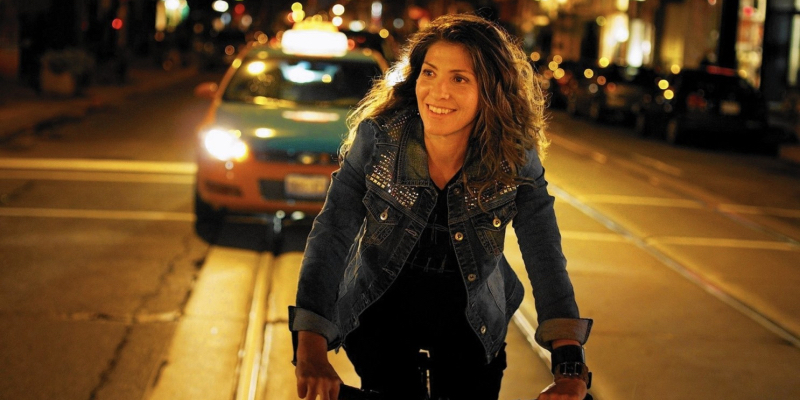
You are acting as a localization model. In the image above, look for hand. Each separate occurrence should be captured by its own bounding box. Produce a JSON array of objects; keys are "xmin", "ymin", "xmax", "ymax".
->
[
  {"xmin": 295, "ymin": 358, "xmax": 342, "ymax": 400},
  {"xmin": 296, "ymin": 331, "xmax": 342, "ymax": 400},
  {"xmin": 537, "ymin": 377, "xmax": 588, "ymax": 400}
]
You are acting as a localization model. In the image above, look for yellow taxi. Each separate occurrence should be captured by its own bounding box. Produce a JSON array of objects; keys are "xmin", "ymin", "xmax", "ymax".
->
[{"xmin": 193, "ymin": 22, "xmax": 388, "ymax": 225}]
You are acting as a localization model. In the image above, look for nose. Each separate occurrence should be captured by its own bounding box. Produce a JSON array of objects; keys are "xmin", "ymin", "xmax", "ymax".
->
[{"xmin": 430, "ymin": 77, "xmax": 450, "ymax": 99}]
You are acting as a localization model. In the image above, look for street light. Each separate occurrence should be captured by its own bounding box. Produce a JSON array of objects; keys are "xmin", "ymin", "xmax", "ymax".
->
[{"xmin": 212, "ymin": 0, "xmax": 229, "ymax": 13}]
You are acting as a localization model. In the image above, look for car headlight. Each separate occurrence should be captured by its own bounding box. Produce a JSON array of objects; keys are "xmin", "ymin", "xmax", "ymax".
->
[{"xmin": 203, "ymin": 129, "xmax": 248, "ymax": 161}]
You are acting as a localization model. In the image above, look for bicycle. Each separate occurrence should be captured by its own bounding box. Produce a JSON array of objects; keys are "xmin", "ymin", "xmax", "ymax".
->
[{"xmin": 336, "ymin": 350, "xmax": 593, "ymax": 400}]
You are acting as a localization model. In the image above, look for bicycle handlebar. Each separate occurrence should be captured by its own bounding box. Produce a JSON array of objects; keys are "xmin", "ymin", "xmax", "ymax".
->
[
  {"xmin": 338, "ymin": 383, "xmax": 382, "ymax": 400},
  {"xmin": 338, "ymin": 383, "xmax": 594, "ymax": 400}
]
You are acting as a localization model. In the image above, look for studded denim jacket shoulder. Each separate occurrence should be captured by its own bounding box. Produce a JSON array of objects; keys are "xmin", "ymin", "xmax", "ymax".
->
[{"xmin": 289, "ymin": 112, "xmax": 591, "ymax": 362}]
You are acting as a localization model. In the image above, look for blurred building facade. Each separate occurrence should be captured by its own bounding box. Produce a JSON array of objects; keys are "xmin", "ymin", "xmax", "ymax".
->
[{"xmin": 497, "ymin": 0, "xmax": 797, "ymax": 102}]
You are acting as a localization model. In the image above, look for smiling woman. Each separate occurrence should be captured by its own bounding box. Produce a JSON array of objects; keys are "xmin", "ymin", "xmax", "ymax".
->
[{"xmin": 290, "ymin": 13, "xmax": 592, "ymax": 400}]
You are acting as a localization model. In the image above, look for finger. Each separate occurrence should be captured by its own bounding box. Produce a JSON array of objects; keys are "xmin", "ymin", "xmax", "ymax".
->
[
  {"xmin": 331, "ymin": 384, "xmax": 340, "ymax": 400},
  {"xmin": 305, "ymin": 387, "xmax": 318, "ymax": 400},
  {"xmin": 297, "ymin": 381, "xmax": 307, "ymax": 398}
]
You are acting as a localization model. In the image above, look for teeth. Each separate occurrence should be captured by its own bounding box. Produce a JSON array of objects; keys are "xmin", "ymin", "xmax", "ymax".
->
[{"xmin": 428, "ymin": 105, "xmax": 453, "ymax": 115}]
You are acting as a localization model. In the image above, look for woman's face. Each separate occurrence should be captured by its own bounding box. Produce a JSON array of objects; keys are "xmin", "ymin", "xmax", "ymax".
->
[{"xmin": 415, "ymin": 41, "xmax": 480, "ymax": 142}]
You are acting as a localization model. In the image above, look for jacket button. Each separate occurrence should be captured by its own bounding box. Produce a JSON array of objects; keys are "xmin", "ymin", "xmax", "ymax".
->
[
  {"xmin": 380, "ymin": 209, "xmax": 388, "ymax": 221},
  {"xmin": 492, "ymin": 217, "xmax": 502, "ymax": 228},
  {"xmin": 480, "ymin": 325, "xmax": 487, "ymax": 334},
  {"xmin": 453, "ymin": 187, "xmax": 462, "ymax": 195},
  {"xmin": 468, "ymin": 273, "xmax": 477, "ymax": 282},
  {"xmin": 454, "ymin": 232, "xmax": 464, "ymax": 241}
]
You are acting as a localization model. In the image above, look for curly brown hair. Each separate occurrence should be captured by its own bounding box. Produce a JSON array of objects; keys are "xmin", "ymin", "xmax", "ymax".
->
[{"xmin": 343, "ymin": 13, "xmax": 549, "ymax": 190}]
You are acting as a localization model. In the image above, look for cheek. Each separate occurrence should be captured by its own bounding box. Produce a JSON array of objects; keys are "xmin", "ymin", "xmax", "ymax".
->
[
  {"xmin": 466, "ymin": 91, "xmax": 481, "ymax": 115},
  {"xmin": 415, "ymin": 81, "xmax": 427, "ymax": 99}
]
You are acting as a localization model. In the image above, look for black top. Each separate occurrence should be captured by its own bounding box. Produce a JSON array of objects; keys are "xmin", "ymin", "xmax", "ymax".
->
[{"xmin": 405, "ymin": 173, "xmax": 461, "ymax": 276}]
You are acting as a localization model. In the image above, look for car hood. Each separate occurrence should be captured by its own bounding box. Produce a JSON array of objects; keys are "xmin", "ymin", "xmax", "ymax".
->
[{"xmin": 211, "ymin": 102, "xmax": 348, "ymax": 153}]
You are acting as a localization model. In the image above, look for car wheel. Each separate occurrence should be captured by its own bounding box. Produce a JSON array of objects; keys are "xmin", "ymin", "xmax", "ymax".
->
[
  {"xmin": 589, "ymin": 100, "xmax": 603, "ymax": 122},
  {"xmin": 194, "ymin": 190, "xmax": 225, "ymax": 242},
  {"xmin": 566, "ymin": 97, "xmax": 578, "ymax": 116},
  {"xmin": 634, "ymin": 113, "xmax": 649, "ymax": 137},
  {"xmin": 665, "ymin": 118, "xmax": 685, "ymax": 145}
]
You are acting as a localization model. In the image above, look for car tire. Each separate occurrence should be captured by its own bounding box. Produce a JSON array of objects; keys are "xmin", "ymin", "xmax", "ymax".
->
[
  {"xmin": 665, "ymin": 118, "xmax": 685, "ymax": 145},
  {"xmin": 194, "ymin": 190, "xmax": 225, "ymax": 242},
  {"xmin": 589, "ymin": 100, "xmax": 603, "ymax": 122},
  {"xmin": 567, "ymin": 97, "xmax": 578, "ymax": 116},
  {"xmin": 634, "ymin": 113, "xmax": 649, "ymax": 137}
]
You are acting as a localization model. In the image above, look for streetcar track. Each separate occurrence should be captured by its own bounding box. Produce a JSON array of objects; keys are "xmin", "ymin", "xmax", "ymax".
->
[
  {"xmin": 547, "ymin": 132, "xmax": 800, "ymax": 347},
  {"xmin": 550, "ymin": 183, "xmax": 800, "ymax": 348}
]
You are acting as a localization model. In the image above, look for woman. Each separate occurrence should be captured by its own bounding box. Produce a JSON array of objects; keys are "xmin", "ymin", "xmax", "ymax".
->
[{"xmin": 289, "ymin": 13, "xmax": 592, "ymax": 400}]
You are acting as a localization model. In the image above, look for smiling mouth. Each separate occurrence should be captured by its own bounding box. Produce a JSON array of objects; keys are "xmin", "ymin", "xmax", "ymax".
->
[{"xmin": 427, "ymin": 104, "xmax": 454, "ymax": 115}]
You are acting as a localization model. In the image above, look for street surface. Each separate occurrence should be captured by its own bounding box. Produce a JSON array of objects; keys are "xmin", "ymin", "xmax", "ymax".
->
[{"xmin": 1, "ymin": 75, "xmax": 799, "ymax": 400}]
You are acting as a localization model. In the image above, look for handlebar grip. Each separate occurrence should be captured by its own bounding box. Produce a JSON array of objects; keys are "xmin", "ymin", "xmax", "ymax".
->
[{"xmin": 338, "ymin": 383, "xmax": 383, "ymax": 400}]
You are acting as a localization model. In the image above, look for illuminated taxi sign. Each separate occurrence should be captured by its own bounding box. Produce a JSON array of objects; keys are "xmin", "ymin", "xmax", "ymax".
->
[{"xmin": 281, "ymin": 21, "xmax": 348, "ymax": 57}]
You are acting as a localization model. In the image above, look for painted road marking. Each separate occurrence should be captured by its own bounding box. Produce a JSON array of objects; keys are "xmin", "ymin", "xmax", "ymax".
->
[
  {"xmin": 719, "ymin": 204, "xmax": 800, "ymax": 219},
  {"xmin": 549, "ymin": 135, "xmax": 608, "ymax": 164},
  {"xmin": 0, "ymin": 207, "xmax": 194, "ymax": 221},
  {"xmin": 648, "ymin": 236, "xmax": 798, "ymax": 251},
  {"xmin": 0, "ymin": 158, "xmax": 196, "ymax": 174},
  {"xmin": 572, "ymin": 194, "xmax": 800, "ymax": 220},
  {"xmin": 577, "ymin": 194, "xmax": 705, "ymax": 209},
  {"xmin": 630, "ymin": 153, "xmax": 683, "ymax": 176},
  {"xmin": 561, "ymin": 230, "xmax": 629, "ymax": 243},
  {"xmin": 0, "ymin": 170, "xmax": 194, "ymax": 184}
]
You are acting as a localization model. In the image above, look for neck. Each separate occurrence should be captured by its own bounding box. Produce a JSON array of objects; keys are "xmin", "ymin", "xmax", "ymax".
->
[{"xmin": 425, "ymin": 135, "xmax": 468, "ymax": 189}]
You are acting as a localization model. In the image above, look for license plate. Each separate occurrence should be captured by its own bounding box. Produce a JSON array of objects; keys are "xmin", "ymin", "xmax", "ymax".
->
[
  {"xmin": 720, "ymin": 100, "xmax": 741, "ymax": 116},
  {"xmin": 285, "ymin": 174, "xmax": 329, "ymax": 198}
]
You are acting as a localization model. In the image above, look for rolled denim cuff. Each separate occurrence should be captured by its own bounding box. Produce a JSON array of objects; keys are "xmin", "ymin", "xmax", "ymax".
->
[
  {"xmin": 534, "ymin": 317, "xmax": 593, "ymax": 351},
  {"xmin": 288, "ymin": 306, "xmax": 341, "ymax": 365}
]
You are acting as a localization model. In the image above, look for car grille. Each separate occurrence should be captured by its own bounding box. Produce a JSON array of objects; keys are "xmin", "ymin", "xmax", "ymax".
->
[
  {"xmin": 252, "ymin": 148, "xmax": 338, "ymax": 165},
  {"xmin": 259, "ymin": 180, "xmax": 287, "ymax": 201}
]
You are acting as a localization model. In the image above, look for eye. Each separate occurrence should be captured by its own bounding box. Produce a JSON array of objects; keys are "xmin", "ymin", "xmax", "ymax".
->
[
  {"xmin": 454, "ymin": 76, "xmax": 468, "ymax": 83},
  {"xmin": 421, "ymin": 69, "xmax": 434, "ymax": 77}
]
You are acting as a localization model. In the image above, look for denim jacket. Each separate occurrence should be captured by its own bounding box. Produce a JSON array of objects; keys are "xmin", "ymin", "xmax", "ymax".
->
[{"xmin": 289, "ymin": 111, "xmax": 592, "ymax": 363}]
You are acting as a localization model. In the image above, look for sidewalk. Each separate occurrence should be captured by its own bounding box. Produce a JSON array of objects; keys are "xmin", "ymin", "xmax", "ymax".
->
[{"xmin": 0, "ymin": 58, "xmax": 198, "ymax": 142}]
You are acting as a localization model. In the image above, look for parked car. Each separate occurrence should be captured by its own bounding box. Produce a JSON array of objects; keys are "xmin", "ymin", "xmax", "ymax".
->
[
  {"xmin": 340, "ymin": 29, "xmax": 398, "ymax": 63},
  {"xmin": 534, "ymin": 59, "xmax": 591, "ymax": 110},
  {"xmin": 567, "ymin": 64, "xmax": 660, "ymax": 123},
  {"xmin": 192, "ymin": 22, "xmax": 388, "ymax": 227},
  {"xmin": 634, "ymin": 66, "xmax": 778, "ymax": 150}
]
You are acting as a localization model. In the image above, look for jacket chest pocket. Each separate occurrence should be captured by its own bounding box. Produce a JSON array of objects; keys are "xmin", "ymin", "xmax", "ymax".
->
[
  {"xmin": 362, "ymin": 190, "xmax": 401, "ymax": 246},
  {"xmin": 472, "ymin": 201, "xmax": 517, "ymax": 255}
]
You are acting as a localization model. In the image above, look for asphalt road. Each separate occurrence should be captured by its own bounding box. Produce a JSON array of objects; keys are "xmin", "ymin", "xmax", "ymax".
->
[{"xmin": 1, "ymin": 76, "xmax": 799, "ymax": 400}]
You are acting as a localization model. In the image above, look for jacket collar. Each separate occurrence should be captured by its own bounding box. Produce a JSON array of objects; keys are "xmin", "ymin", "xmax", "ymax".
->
[
  {"xmin": 395, "ymin": 114, "xmax": 480, "ymax": 188},
  {"xmin": 396, "ymin": 116, "xmax": 432, "ymax": 187}
]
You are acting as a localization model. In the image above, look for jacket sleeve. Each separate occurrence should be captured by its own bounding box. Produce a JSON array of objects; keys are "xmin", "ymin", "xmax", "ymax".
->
[
  {"xmin": 512, "ymin": 148, "xmax": 592, "ymax": 351},
  {"xmin": 288, "ymin": 120, "xmax": 377, "ymax": 349}
]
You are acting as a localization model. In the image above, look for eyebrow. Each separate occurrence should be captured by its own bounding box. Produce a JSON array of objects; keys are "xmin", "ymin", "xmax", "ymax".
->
[{"xmin": 422, "ymin": 61, "xmax": 476, "ymax": 76}]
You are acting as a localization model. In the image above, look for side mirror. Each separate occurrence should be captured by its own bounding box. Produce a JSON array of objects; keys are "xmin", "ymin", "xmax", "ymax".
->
[{"xmin": 194, "ymin": 82, "xmax": 219, "ymax": 99}]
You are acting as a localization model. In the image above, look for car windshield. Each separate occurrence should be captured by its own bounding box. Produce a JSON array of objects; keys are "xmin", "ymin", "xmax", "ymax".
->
[{"xmin": 222, "ymin": 54, "xmax": 381, "ymax": 106}]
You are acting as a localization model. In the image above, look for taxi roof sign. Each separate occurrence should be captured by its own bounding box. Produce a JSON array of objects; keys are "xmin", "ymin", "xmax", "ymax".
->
[{"xmin": 281, "ymin": 20, "xmax": 348, "ymax": 57}]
